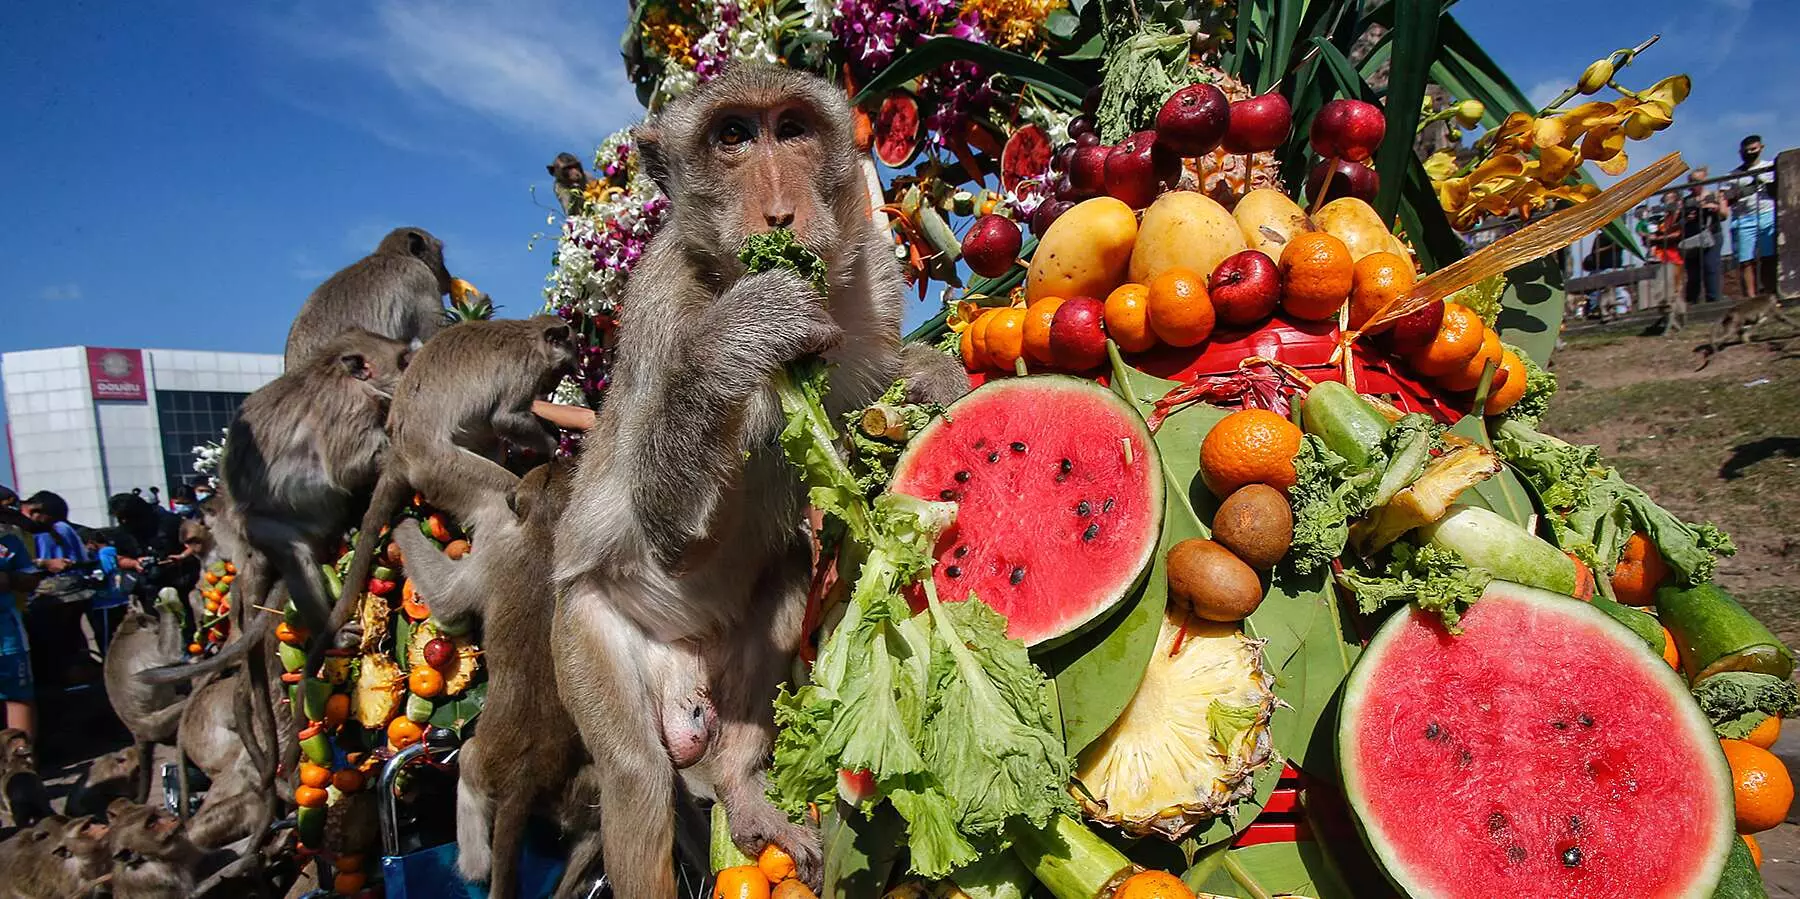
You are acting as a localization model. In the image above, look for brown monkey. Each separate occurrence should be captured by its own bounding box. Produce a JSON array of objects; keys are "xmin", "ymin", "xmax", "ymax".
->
[
  {"xmin": 64, "ymin": 746, "xmax": 141, "ymax": 820},
  {"xmin": 0, "ymin": 814, "xmax": 110, "ymax": 898},
  {"xmin": 107, "ymin": 800, "xmax": 204, "ymax": 899},
  {"xmin": 548, "ymin": 152, "xmax": 592, "ymax": 215},
  {"xmin": 550, "ymin": 64, "xmax": 968, "ymax": 897},
  {"xmin": 101, "ymin": 590, "xmax": 191, "ymax": 803},
  {"xmin": 1695, "ymin": 294, "xmax": 1800, "ymax": 368},
  {"xmin": 284, "ymin": 227, "xmax": 454, "ymax": 367},
  {"xmin": 0, "ymin": 729, "xmax": 52, "ymax": 829},
  {"xmin": 329, "ymin": 317, "xmax": 577, "ymax": 659},
  {"xmin": 137, "ymin": 329, "xmax": 411, "ymax": 688}
]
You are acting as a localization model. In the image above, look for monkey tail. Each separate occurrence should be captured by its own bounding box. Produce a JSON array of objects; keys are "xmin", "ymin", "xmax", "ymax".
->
[
  {"xmin": 486, "ymin": 798, "xmax": 531, "ymax": 899},
  {"xmin": 304, "ymin": 472, "xmax": 410, "ymax": 678},
  {"xmin": 135, "ymin": 615, "xmax": 271, "ymax": 686}
]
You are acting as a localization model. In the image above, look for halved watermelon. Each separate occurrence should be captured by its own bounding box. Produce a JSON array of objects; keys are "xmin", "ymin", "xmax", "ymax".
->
[
  {"xmin": 1001, "ymin": 123, "xmax": 1052, "ymax": 193},
  {"xmin": 873, "ymin": 93, "xmax": 921, "ymax": 168},
  {"xmin": 890, "ymin": 376, "xmax": 1162, "ymax": 647},
  {"xmin": 1340, "ymin": 580, "xmax": 1736, "ymax": 898}
]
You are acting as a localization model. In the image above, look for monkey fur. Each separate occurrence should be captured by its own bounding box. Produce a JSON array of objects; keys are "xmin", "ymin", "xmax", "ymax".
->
[
  {"xmin": 284, "ymin": 226, "xmax": 455, "ymax": 368},
  {"xmin": 106, "ymin": 800, "xmax": 204, "ymax": 899},
  {"xmin": 0, "ymin": 729, "xmax": 53, "ymax": 830},
  {"xmin": 1696, "ymin": 295, "xmax": 1800, "ymax": 368},
  {"xmin": 0, "ymin": 813, "xmax": 110, "ymax": 899},
  {"xmin": 99, "ymin": 593, "xmax": 190, "ymax": 804},
  {"xmin": 550, "ymin": 64, "xmax": 968, "ymax": 897},
  {"xmin": 328, "ymin": 316, "xmax": 577, "ymax": 669}
]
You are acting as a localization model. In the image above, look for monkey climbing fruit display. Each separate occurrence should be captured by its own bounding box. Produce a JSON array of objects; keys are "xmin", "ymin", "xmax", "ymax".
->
[
  {"xmin": 1340, "ymin": 581, "xmax": 1736, "ymax": 898},
  {"xmin": 888, "ymin": 376, "xmax": 1163, "ymax": 647}
]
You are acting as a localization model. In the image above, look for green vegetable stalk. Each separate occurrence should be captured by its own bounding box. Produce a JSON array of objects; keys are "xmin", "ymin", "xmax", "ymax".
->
[
  {"xmin": 1655, "ymin": 583, "xmax": 1795, "ymax": 684},
  {"xmin": 711, "ymin": 803, "xmax": 756, "ymax": 872},
  {"xmin": 1421, "ymin": 504, "xmax": 1579, "ymax": 596},
  {"xmin": 1006, "ymin": 815, "xmax": 1134, "ymax": 899}
]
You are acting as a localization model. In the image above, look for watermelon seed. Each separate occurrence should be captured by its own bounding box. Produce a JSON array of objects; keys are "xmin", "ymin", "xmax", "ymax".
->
[
  {"xmin": 1506, "ymin": 846, "xmax": 1526, "ymax": 864},
  {"xmin": 1060, "ymin": 458, "xmax": 1072, "ymax": 474},
  {"xmin": 1103, "ymin": 497, "xmax": 1115, "ymax": 512},
  {"xmin": 1577, "ymin": 713, "xmax": 1594, "ymax": 727},
  {"xmin": 1082, "ymin": 522, "xmax": 1100, "ymax": 542},
  {"xmin": 1550, "ymin": 719, "xmax": 1569, "ymax": 730},
  {"xmin": 1425, "ymin": 722, "xmax": 1443, "ymax": 741},
  {"xmin": 1487, "ymin": 812, "xmax": 1506, "ymax": 833},
  {"xmin": 1457, "ymin": 748, "xmax": 1473, "ymax": 767},
  {"xmin": 988, "ymin": 451, "xmax": 1000, "ymax": 463},
  {"xmin": 1010, "ymin": 441, "xmax": 1027, "ymax": 453},
  {"xmin": 1568, "ymin": 815, "xmax": 1582, "ymax": 833},
  {"xmin": 954, "ymin": 470, "xmax": 971, "ymax": 482},
  {"xmin": 1561, "ymin": 846, "xmax": 1582, "ymax": 868},
  {"xmin": 1010, "ymin": 567, "xmax": 1025, "ymax": 585},
  {"xmin": 954, "ymin": 546, "xmax": 969, "ymax": 558},
  {"xmin": 946, "ymin": 565, "xmax": 963, "ymax": 578},
  {"xmin": 939, "ymin": 489, "xmax": 958, "ymax": 500},
  {"xmin": 1077, "ymin": 501, "xmax": 1092, "ymax": 517}
]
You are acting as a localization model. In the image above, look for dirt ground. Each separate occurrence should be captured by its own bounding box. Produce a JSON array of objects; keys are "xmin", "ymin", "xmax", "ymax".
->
[{"xmin": 1546, "ymin": 317, "xmax": 1800, "ymax": 894}]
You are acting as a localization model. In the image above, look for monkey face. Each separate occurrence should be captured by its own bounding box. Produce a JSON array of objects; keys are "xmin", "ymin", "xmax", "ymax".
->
[{"xmin": 536, "ymin": 318, "xmax": 579, "ymax": 377}]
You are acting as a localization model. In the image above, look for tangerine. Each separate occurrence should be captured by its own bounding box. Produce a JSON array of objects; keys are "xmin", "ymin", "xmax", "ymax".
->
[
  {"xmin": 969, "ymin": 311, "xmax": 1000, "ymax": 372},
  {"xmin": 1408, "ymin": 302, "xmax": 1483, "ymax": 377},
  {"xmin": 336, "ymin": 853, "xmax": 365, "ymax": 874},
  {"xmin": 294, "ymin": 785, "xmax": 330, "ymax": 808},
  {"xmin": 1114, "ymin": 870, "xmax": 1196, "ymax": 899},
  {"xmin": 1747, "ymin": 716, "xmax": 1782, "ymax": 750},
  {"xmin": 1610, "ymin": 532, "xmax": 1670, "ymax": 606},
  {"xmin": 1199, "ymin": 409, "xmax": 1302, "ymax": 497},
  {"xmin": 1483, "ymin": 351, "xmax": 1528, "ymax": 415},
  {"xmin": 1348, "ymin": 251, "xmax": 1416, "ymax": 329},
  {"xmin": 1440, "ymin": 327, "xmax": 1503, "ymax": 392},
  {"xmin": 1145, "ymin": 267, "xmax": 1215, "ymax": 348},
  {"xmin": 409, "ymin": 666, "xmax": 445, "ymax": 699},
  {"xmin": 324, "ymin": 693, "xmax": 351, "ymax": 729},
  {"xmin": 1279, "ymin": 232, "xmax": 1354, "ymax": 321},
  {"xmin": 1103, "ymin": 283, "xmax": 1157, "ymax": 353},
  {"xmin": 333, "ymin": 767, "xmax": 367, "ymax": 793},
  {"xmin": 1721, "ymin": 739, "xmax": 1794, "ymax": 833},
  {"xmin": 188, "ymin": 642, "xmax": 203, "ymax": 655},
  {"xmin": 1660, "ymin": 625, "xmax": 1681, "ymax": 669},
  {"xmin": 299, "ymin": 763, "xmax": 332, "ymax": 789},
  {"xmin": 757, "ymin": 843, "xmax": 798, "ymax": 884},
  {"xmin": 984, "ymin": 307, "xmax": 1029, "ymax": 372},
  {"xmin": 387, "ymin": 716, "xmax": 425, "ymax": 751},
  {"xmin": 1022, "ymin": 297, "xmax": 1065, "ymax": 365},
  {"xmin": 333, "ymin": 872, "xmax": 367, "ymax": 895},
  {"xmin": 1745, "ymin": 834, "xmax": 1763, "ymax": 868},
  {"xmin": 713, "ymin": 865, "xmax": 772, "ymax": 899}
]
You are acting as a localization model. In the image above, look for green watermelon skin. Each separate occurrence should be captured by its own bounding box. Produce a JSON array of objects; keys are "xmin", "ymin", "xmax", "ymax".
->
[{"xmin": 1339, "ymin": 580, "xmax": 1736, "ymax": 899}]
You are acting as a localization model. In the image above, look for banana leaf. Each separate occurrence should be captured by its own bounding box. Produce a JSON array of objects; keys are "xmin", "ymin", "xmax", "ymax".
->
[
  {"xmin": 902, "ymin": 237, "xmax": 1036, "ymax": 345},
  {"xmin": 1492, "ymin": 252, "xmax": 1567, "ymax": 368},
  {"xmin": 854, "ymin": 37, "xmax": 1088, "ymax": 106},
  {"xmin": 1186, "ymin": 840, "xmax": 1357, "ymax": 899},
  {"xmin": 1446, "ymin": 410, "xmax": 1535, "ymax": 527},
  {"xmin": 1370, "ymin": 0, "xmax": 1438, "ymax": 224}
]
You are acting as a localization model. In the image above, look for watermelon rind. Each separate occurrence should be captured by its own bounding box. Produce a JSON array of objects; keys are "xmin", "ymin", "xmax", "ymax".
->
[
  {"xmin": 1338, "ymin": 580, "xmax": 1736, "ymax": 899},
  {"xmin": 891, "ymin": 375, "xmax": 1164, "ymax": 649}
]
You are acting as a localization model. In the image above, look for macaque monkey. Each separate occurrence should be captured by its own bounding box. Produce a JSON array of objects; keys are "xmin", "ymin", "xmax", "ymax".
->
[
  {"xmin": 550, "ymin": 64, "xmax": 968, "ymax": 897},
  {"xmin": 284, "ymin": 227, "xmax": 455, "ymax": 367},
  {"xmin": 106, "ymin": 799, "xmax": 204, "ymax": 899},
  {"xmin": 101, "ymin": 592, "xmax": 191, "ymax": 803},
  {"xmin": 548, "ymin": 152, "xmax": 593, "ymax": 215},
  {"xmin": 0, "ymin": 814, "xmax": 110, "ymax": 898},
  {"xmin": 330, "ymin": 317, "xmax": 578, "ymax": 656},
  {"xmin": 1696, "ymin": 295, "xmax": 1800, "ymax": 368},
  {"xmin": 0, "ymin": 729, "xmax": 52, "ymax": 829}
]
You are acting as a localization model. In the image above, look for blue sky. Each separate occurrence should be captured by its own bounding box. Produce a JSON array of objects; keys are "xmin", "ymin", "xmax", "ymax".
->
[{"xmin": 2, "ymin": 0, "xmax": 1794, "ymax": 482}]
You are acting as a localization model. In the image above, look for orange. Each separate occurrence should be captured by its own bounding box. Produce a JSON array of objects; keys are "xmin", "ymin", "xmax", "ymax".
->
[
  {"xmin": 324, "ymin": 693, "xmax": 350, "ymax": 730},
  {"xmin": 1745, "ymin": 834, "xmax": 1763, "ymax": 868},
  {"xmin": 1660, "ymin": 625, "xmax": 1681, "ymax": 669},
  {"xmin": 224, "ymin": 561, "xmax": 236, "ymax": 575},
  {"xmin": 1440, "ymin": 327, "xmax": 1503, "ymax": 392},
  {"xmin": 1022, "ymin": 296, "xmax": 1065, "ymax": 365},
  {"xmin": 1279, "ymin": 232, "xmax": 1354, "ymax": 321},
  {"xmin": 984, "ymin": 307, "xmax": 1028, "ymax": 372},
  {"xmin": 299, "ymin": 763, "xmax": 333, "ymax": 789},
  {"xmin": 1145, "ymin": 267, "xmax": 1216, "ymax": 348},
  {"xmin": 1747, "ymin": 716, "xmax": 1782, "ymax": 750},
  {"xmin": 1721, "ymin": 739, "xmax": 1794, "ymax": 833},
  {"xmin": 1610, "ymin": 533, "xmax": 1670, "ymax": 607},
  {"xmin": 1114, "ymin": 870, "xmax": 1196, "ymax": 899},
  {"xmin": 221, "ymin": 574, "xmax": 234, "ymax": 585},
  {"xmin": 333, "ymin": 872, "xmax": 367, "ymax": 894},
  {"xmin": 1408, "ymin": 302, "xmax": 1483, "ymax": 377},
  {"xmin": 333, "ymin": 768, "xmax": 367, "ymax": 793},
  {"xmin": 1199, "ymin": 409, "xmax": 1302, "ymax": 498},
  {"xmin": 1348, "ymin": 251, "xmax": 1416, "ymax": 329},
  {"xmin": 294, "ymin": 785, "xmax": 330, "ymax": 808},
  {"xmin": 387, "ymin": 717, "xmax": 424, "ymax": 751},
  {"xmin": 968, "ymin": 310, "xmax": 1000, "ymax": 372},
  {"xmin": 771, "ymin": 881, "xmax": 818, "ymax": 899},
  {"xmin": 757, "ymin": 843, "xmax": 798, "ymax": 884},
  {"xmin": 445, "ymin": 539, "xmax": 472, "ymax": 561},
  {"xmin": 187, "ymin": 642, "xmax": 203, "ymax": 655},
  {"xmin": 204, "ymin": 571, "xmax": 220, "ymax": 586},
  {"xmin": 427, "ymin": 514, "xmax": 454, "ymax": 543},
  {"xmin": 335, "ymin": 853, "xmax": 365, "ymax": 874},
  {"xmin": 1103, "ymin": 283, "xmax": 1157, "ymax": 352},
  {"xmin": 409, "ymin": 666, "xmax": 445, "ymax": 699},
  {"xmin": 401, "ymin": 580, "xmax": 431, "ymax": 621},
  {"xmin": 1483, "ymin": 351, "xmax": 1528, "ymax": 415},
  {"xmin": 713, "ymin": 865, "xmax": 772, "ymax": 899}
]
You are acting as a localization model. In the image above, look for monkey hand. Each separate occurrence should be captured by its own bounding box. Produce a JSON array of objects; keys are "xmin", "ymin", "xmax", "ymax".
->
[
  {"xmin": 725, "ymin": 792, "xmax": 824, "ymax": 891},
  {"xmin": 714, "ymin": 269, "xmax": 844, "ymax": 370}
]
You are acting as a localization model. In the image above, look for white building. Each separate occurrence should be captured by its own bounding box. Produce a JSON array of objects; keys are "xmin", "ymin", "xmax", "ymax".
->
[{"xmin": 2, "ymin": 346, "xmax": 283, "ymax": 527}]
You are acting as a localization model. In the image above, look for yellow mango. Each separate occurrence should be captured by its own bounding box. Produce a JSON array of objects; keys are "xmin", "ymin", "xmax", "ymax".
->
[
  {"xmin": 1232, "ymin": 188, "xmax": 1313, "ymax": 264},
  {"xmin": 1312, "ymin": 198, "xmax": 1393, "ymax": 262},
  {"xmin": 1026, "ymin": 197, "xmax": 1138, "ymax": 303},
  {"xmin": 1129, "ymin": 191, "xmax": 1246, "ymax": 285}
]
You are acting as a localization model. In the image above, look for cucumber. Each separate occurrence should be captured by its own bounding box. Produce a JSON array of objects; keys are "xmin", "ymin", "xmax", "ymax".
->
[
  {"xmin": 1422, "ymin": 505, "xmax": 1578, "ymax": 596},
  {"xmin": 277, "ymin": 643, "xmax": 307, "ymax": 673},
  {"xmin": 1711, "ymin": 833, "xmax": 1768, "ymax": 899},
  {"xmin": 1656, "ymin": 583, "xmax": 1795, "ymax": 683},
  {"xmin": 1008, "ymin": 815, "xmax": 1134, "ymax": 899},
  {"xmin": 371, "ymin": 565, "xmax": 397, "ymax": 582},
  {"xmin": 1301, "ymin": 381, "xmax": 1392, "ymax": 469},
  {"xmin": 709, "ymin": 803, "xmax": 755, "ymax": 873},
  {"xmin": 405, "ymin": 693, "xmax": 435, "ymax": 724},
  {"xmin": 319, "ymin": 564, "xmax": 343, "ymax": 602},
  {"xmin": 301, "ymin": 677, "xmax": 333, "ymax": 721},
  {"xmin": 1589, "ymin": 597, "xmax": 1665, "ymax": 654},
  {"xmin": 299, "ymin": 728, "xmax": 332, "ymax": 766},
  {"xmin": 296, "ymin": 805, "xmax": 326, "ymax": 847}
]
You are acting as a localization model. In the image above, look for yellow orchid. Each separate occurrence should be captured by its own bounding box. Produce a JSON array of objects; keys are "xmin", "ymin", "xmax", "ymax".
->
[
  {"xmin": 582, "ymin": 181, "xmax": 622, "ymax": 205},
  {"xmin": 960, "ymin": 0, "xmax": 1068, "ymax": 49}
]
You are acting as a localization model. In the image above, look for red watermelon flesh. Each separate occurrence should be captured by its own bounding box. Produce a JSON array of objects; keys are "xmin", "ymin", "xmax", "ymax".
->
[
  {"xmin": 1341, "ymin": 581, "xmax": 1734, "ymax": 899},
  {"xmin": 890, "ymin": 376, "xmax": 1162, "ymax": 648},
  {"xmin": 874, "ymin": 93, "xmax": 922, "ymax": 168},
  {"xmin": 1001, "ymin": 124, "xmax": 1052, "ymax": 193}
]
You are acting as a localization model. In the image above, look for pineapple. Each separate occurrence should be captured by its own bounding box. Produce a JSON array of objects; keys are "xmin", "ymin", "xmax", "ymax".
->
[
  {"xmin": 1073, "ymin": 613, "xmax": 1277, "ymax": 840},
  {"xmin": 1187, "ymin": 67, "xmax": 1284, "ymax": 208},
  {"xmin": 445, "ymin": 278, "xmax": 496, "ymax": 322},
  {"xmin": 353, "ymin": 654, "xmax": 406, "ymax": 729},
  {"xmin": 407, "ymin": 624, "xmax": 481, "ymax": 696}
]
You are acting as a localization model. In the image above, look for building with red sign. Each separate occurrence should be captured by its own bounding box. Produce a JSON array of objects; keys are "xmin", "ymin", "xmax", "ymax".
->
[{"xmin": 2, "ymin": 346, "xmax": 283, "ymax": 526}]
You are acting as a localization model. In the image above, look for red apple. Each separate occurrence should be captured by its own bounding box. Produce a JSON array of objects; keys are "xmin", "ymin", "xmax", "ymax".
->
[
  {"xmin": 1104, "ymin": 131, "xmax": 1162, "ymax": 209},
  {"xmin": 1155, "ymin": 83, "xmax": 1231, "ymax": 156},
  {"xmin": 423, "ymin": 636, "xmax": 456, "ymax": 671},
  {"xmin": 1381, "ymin": 299, "xmax": 1445, "ymax": 355},
  {"xmin": 1307, "ymin": 158, "xmax": 1380, "ymax": 205},
  {"xmin": 963, "ymin": 214, "xmax": 1022, "ymax": 278},
  {"xmin": 1310, "ymin": 98, "xmax": 1386, "ymax": 162},
  {"xmin": 1069, "ymin": 145, "xmax": 1110, "ymax": 196},
  {"xmin": 1208, "ymin": 250, "xmax": 1283, "ymax": 326},
  {"xmin": 1030, "ymin": 199, "xmax": 1073, "ymax": 237},
  {"xmin": 1222, "ymin": 92, "xmax": 1292, "ymax": 154},
  {"xmin": 1049, "ymin": 296, "xmax": 1108, "ymax": 371}
]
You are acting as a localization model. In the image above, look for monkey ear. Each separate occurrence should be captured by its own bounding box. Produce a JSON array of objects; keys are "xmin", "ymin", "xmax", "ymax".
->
[
  {"xmin": 634, "ymin": 123, "xmax": 675, "ymax": 196},
  {"xmin": 407, "ymin": 230, "xmax": 428, "ymax": 257},
  {"xmin": 338, "ymin": 353, "xmax": 372, "ymax": 381},
  {"xmin": 397, "ymin": 348, "xmax": 415, "ymax": 371},
  {"xmin": 542, "ymin": 323, "xmax": 572, "ymax": 344}
]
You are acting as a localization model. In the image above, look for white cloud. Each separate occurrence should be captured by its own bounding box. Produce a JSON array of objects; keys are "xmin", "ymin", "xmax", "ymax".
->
[
  {"xmin": 38, "ymin": 284, "xmax": 81, "ymax": 302},
  {"xmin": 1526, "ymin": 79, "xmax": 1565, "ymax": 109}
]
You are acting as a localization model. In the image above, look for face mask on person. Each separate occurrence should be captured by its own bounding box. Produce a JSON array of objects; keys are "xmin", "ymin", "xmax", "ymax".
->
[
  {"xmin": 173, "ymin": 503, "xmax": 193, "ymax": 515},
  {"xmin": 195, "ymin": 490, "xmax": 212, "ymax": 504}
]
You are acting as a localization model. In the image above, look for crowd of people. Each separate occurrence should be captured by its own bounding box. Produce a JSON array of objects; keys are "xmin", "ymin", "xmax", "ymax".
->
[
  {"xmin": 0, "ymin": 482, "xmax": 211, "ymax": 749},
  {"xmin": 1579, "ymin": 134, "xmax": 1780, "ymax": 327}
]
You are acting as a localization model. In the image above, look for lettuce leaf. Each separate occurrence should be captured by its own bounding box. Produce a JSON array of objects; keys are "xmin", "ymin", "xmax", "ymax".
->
[
  {"xmin": 1692, "ymin": 672, "xmax": 1800, "ymax": 740},
  {"xmin": 1285, "ymin": 435, "xmax": 1377, "ymax": 573},
  {"xmin": 1337, "ymin": 542, "xmax": 1489, "ymax": 631},
  {"xmin": 1498, "ymin": 344, "xmax": 1557, "ymax": 429},
  {"xmin": 739, "ymin": 228, "xmax": 829, "ymax": 293}
]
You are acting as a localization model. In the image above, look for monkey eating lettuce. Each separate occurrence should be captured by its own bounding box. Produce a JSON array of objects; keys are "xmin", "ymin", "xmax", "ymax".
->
[{"xmin": 739, "ymin": 230, "xmax": 1074, "ymax": 880}]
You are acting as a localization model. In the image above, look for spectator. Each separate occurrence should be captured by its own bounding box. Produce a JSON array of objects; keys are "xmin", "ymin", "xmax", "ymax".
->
[
  {"xmin": 1648, "ymin": 191, "xmax": 1687, "ymax": 331},
  {"xmin": 0, "ymin": 503, "xmax": 39, "ymax": 738},
  {"xmin": 21, "ymin": 491, "xmax": 98, "ymax": 687},
  {"xmin": 1726, "ymin": 134, "xmax": 1777, "ymax": 299},
  {"xmin": 108, "ymin": 493, "xmax": 193, "ymax": 605},
  {"xmin": 1679, "ymin": 168, "xmax": 1727, "ymax": 309},
  {"xmin": 82, "ymin": 530, "xmax": 134, "ymax": 657},
  {"xmin": 169, "ymin": 484, "xmax": 202, "ymax": 520}
]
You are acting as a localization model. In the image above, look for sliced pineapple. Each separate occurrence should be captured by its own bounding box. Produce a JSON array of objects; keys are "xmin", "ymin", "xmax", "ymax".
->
[
  {"xmin": 356, "ymin": 591, "xmax": 390, "ymax": 655},
  {"xmin": 406, "ymin": 624, "xmax": 482, "ymax": 696},
  {"xmin": 1074, "ymin": 613, "xmax": 1277, "ymax": 840},
  {"xmin": 353, "ymin": 654, "xmax": 405, "ymax": 729}
]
